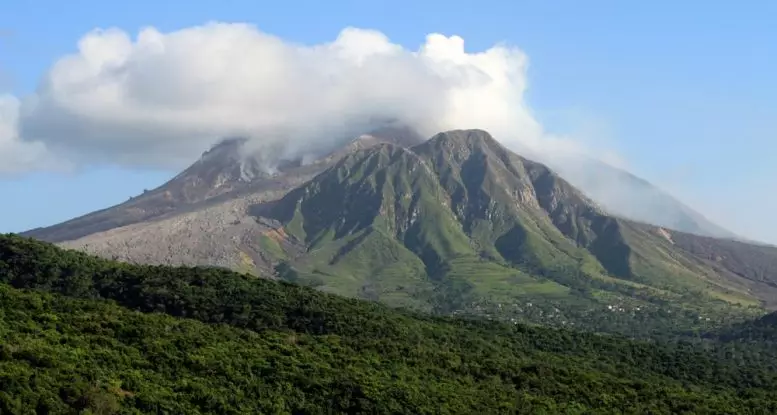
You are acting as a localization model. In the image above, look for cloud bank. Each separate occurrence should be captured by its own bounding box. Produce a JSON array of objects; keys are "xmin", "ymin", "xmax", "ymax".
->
[
  {"xmin": 0, "ymin": 95, "xmax": 57, "ymax": 174},
  {"xmin": 3, "ymin": 22, "xmax": 748, "ymax": 242},
  {"xmin": 8, "ymin": 22, "xmax": 592, "ymax": 171}
]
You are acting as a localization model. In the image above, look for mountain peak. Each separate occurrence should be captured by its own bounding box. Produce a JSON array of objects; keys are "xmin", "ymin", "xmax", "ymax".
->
[
  {"xmin": 166, "ymin": 138, "xmax": 270, "ymax": 201},
  {"xmin": 363, "ymin": 125, "xmax": 426, "ymax": 146},
  {"xmin": 202, "ymin": 137, "xmax": 249, "ymax": 158},
  {"xmin": 416, "ymin": 129, "xmax": 511, "ymax": 165},
  {"xmin": 429, "ymin": 129, "xmax": 498, "ymax": 148}
]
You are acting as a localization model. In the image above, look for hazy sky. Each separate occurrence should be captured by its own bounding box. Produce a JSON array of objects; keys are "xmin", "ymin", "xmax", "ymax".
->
[{"xmin": 1, "ymin": 0, "xmax": 775, "ymax": 242}]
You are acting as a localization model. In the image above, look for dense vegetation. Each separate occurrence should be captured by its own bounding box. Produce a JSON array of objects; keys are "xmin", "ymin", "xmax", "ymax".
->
[
  {"xmin": 3, "ymin": 234, "xmax": 777, "ymax": 413},
  {"xmin": 709, "ymin": 310, "xmax": 777, "ymax": 344}
]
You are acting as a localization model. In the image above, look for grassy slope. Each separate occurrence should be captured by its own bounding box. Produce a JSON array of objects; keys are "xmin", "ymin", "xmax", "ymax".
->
[
  {"xmin": 273, "ymin": 145, "xmax": 467, "ymax": 306},
  {"xmin": 2, "ymin": 233, "xmax": 777, "ymax": 413},
  {"xmin": 262, "ymin": 131, "xmax": 766, "ymax": 336}
]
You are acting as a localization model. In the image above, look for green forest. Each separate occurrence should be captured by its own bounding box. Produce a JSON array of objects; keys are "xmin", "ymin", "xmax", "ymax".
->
[{"xmin": 2, "ymin": 233, "xmax": 777, "ymax": 414}]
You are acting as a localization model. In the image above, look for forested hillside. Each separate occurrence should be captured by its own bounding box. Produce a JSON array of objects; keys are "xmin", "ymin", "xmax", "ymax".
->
[{"xmin": 2, "ymin": 234, "xmax": 777, "ymax": 413}]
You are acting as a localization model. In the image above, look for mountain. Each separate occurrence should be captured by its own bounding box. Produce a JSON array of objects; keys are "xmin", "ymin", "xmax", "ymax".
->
[
  {"xmin": 4, "ymin": 233, "xmax": 777, "ymax": 413},
  {"xmin": 21, "ymin": 128, "xmax": 777, "ymax": 336},
  {"xmin": 24, "ymin": 125, "xmax": 728, "ymax": 243},
  {"xmin": 252, "ymin": 130, "xmax": 777, "ymax": 334}
]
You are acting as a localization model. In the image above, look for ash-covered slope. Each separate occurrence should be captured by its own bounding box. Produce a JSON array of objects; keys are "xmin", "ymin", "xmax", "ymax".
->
[
  {"xmin": 23, "ymin": 126, "xmax": 422, "ymax": 243},
  {"xmin": 22, "ymin": 137, "xmax": 272, "ymax": 243}
]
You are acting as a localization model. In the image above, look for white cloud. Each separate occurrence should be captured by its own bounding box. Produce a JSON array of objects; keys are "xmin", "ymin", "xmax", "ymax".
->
[
  {"xmin": 12, "ymin": 22, "xmax": 594, "ymax": 170},
  {"xmin": 0, "ymin": 95, "xmax": 59, "ymax": 174}
]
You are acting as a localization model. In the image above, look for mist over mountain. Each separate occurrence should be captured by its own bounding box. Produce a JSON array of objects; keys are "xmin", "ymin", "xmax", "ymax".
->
[{"xmin": 545, "ymin": 156, "xmax": 737, "ymax": 239}]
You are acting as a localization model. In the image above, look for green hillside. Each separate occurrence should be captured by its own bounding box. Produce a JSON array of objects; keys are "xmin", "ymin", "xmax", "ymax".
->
[
  {"xmin": 262, "ymin": 130, "xmax": 768, "ymax": 337},
  {"xmin": 2, "ymin": 234, "xmax": 777, "ymax": 413}
]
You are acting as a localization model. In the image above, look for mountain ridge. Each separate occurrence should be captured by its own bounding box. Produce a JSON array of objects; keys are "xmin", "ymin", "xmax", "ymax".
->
[{"xmin": 24, "ymin": 127, "xmax": 736, "ymax": 243}]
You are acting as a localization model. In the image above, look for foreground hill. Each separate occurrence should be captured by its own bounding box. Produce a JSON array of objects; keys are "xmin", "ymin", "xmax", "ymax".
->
[{"xmin": 2, "ymin": 234, "xmax": 777, "ymax": 413}]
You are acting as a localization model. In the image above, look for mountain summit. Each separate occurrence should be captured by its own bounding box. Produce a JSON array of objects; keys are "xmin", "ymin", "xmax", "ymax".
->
[{"xmin": 157, "ymin": 137, "xmax": 270, "ymax": 203}]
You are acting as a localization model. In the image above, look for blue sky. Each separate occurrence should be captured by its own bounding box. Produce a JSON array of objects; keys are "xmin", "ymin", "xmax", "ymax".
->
[{"xmin": 1, "ymin": 0, "xmax": 775, "ymax": 241}]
